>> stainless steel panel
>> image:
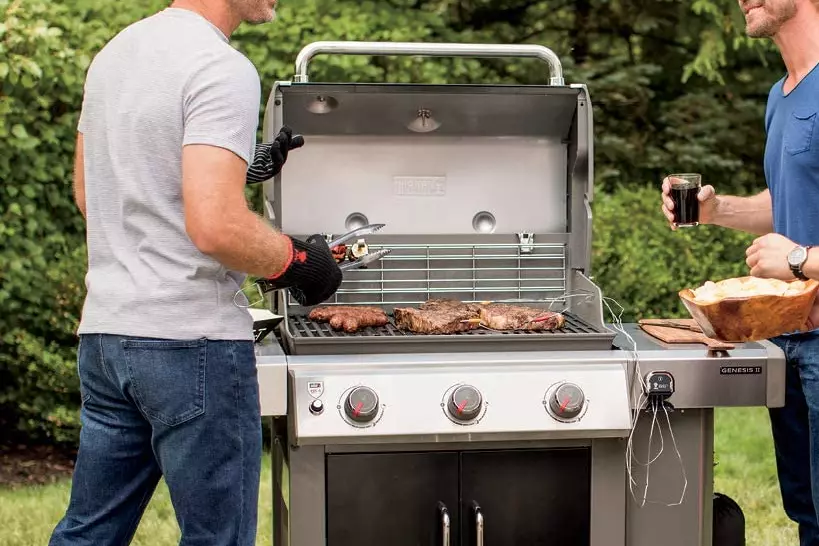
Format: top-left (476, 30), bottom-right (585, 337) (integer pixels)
top-left (569, 84), bottom-right (594, 274)
top-left (617, 325), bottom-right (786, 408)
top-left (570, 269), bottom-right (608, 331)
top-left (590, 439), bottom-right (627, 546)
top-left (761, 339), bottom-right (787, 407)
top-left (255, 339), bottom-right (288, 416)
top-left (277, 84), bottom-right (579, 137)
top-left (630, 355), bottom-right (779, 409)
top-left (322, 438), bottom-right (593, 453)
top-left (626, 409), bottom-right (714, 546)
top-left (288, 445), bottom-right (326, 546)
top-left (287, 354), bottom-right (633, 445)
top-left (273, 135), bottom-right (569, 236)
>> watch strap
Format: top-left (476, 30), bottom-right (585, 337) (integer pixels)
top-left (792, 245), bottom-right (813, 280)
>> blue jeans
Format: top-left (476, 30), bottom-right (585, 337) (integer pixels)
top-left (770, 332), bottom-right (819, 546)
top-left (49, 334), bottom-right (262, 546)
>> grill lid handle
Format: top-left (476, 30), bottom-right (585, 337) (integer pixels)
top-left (293, 41), bottom-right (565, 86)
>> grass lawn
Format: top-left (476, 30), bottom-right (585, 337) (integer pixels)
top-left (0, 407), bottom-right (799, 545)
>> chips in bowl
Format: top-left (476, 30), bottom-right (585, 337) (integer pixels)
top-left (679, 276), bottom-right (819, 342)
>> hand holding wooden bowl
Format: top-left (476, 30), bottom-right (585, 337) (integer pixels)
top-left (679, 276), bottom-right (819, 342)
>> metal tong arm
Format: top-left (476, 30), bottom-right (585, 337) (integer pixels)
top-left (327, 223), bottom-right (385, 249)
top-left (339, 248), bottom-right (391, 271)
top-left (293, 41), bottom-right (565, 85)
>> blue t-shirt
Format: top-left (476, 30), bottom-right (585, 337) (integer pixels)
top-left (764, 64), bottom-right (819, 246)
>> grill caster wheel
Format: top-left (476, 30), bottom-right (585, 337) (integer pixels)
top-left (713, 492), bottom-right (745, 546)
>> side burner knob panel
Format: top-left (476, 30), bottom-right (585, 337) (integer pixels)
top-left (447, 384), bottom-right (483, 421)
top-left (344, 386), bottom-right (380, 423)
top-left (545, 382), bottom-right (586, 421)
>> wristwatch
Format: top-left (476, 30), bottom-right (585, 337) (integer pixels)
top-left (788, 245), bottom-right (813, 280)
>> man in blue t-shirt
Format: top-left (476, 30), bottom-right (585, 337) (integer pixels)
top-left (661, 1), bottom-right (819, 543)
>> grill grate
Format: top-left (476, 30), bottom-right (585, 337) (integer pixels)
top-left (287, 241), bottom-right (567, 308)
top-left (288, 312), bottom-right (603, 339)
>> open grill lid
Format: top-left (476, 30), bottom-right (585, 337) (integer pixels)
top-left (261, 41), bottom-right (593, 268)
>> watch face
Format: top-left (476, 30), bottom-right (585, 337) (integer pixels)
top-left (789, 246), bottom-right (808, 267)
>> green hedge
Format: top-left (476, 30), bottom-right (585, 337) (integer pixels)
top-left (0, 0), bottom-right (110, 443)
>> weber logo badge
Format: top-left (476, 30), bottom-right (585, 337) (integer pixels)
top-left (307, 381), bottom-right (324, 398)
top-left (393, 176), bottom-right (447, 197)
top-left (720, 366), bottom-right (762, 375)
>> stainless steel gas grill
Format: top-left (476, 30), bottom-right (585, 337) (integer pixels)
top-left (252, 41), bottom-right (786, 546)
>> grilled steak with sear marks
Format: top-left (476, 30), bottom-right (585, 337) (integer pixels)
top-left (394, 299), bottom-right (565, 333)
top-left (393, 299), bottom-right (483, 335)
top-left (479, 303), bottom-right (565, 331)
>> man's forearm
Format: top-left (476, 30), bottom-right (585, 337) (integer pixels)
top-left (74, 133), bottom-right (87, 220)
top-left (712, 190), bottom-right (773, 235)
top-left (199, 210), bottom-right (293, 279)
top-left (74, 193), bottom-right (87, 220)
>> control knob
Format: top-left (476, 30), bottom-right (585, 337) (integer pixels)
top-left (547, 382), bottom-right (585, 420)
top-left (309, 399), bottom-right (324, 415)
top-left (448, 385), bottom-right (483, 421)
top-left (344, 386), bottom-right (379, 423)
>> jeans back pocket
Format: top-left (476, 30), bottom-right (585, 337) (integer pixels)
top-left (122, 338), bottom-right (207, 427)
top-left (784, 109), bottom-right (817, 156)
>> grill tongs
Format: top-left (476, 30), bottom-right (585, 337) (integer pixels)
top-left (236, 224), bottom-right (389, 308)
top-left (327, 224), bottom-right (391, 272)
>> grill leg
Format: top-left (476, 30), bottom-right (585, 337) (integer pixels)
top-left (272, 417), bottom-right (289, 546)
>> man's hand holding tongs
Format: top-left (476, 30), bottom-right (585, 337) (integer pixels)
top-left (254, 224), bottom-right (391, 306)
top-left (255, 235), bottom-right (343, 306)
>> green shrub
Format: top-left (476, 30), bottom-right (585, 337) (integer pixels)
top-left (0, 0), bottom-right (111, 444)
top-left (591, 184), bottom-right (758, 321)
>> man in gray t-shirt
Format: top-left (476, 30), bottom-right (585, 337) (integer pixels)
top-left (50, 2), bottom-right (341, 544)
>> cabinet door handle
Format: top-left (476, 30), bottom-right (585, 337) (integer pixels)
top-left (472, 501), bottom-right (484, 546)
top-left (437, 502), bottom-right (451, 546)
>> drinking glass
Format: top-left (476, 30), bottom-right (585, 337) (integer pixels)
top-left (669, 173), bottom-right (702, 228)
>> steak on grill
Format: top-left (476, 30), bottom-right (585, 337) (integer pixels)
top-left (479, 303), bottom-right (565, 331)
top-left (393, 299), bottom-right (483, 335)
top-left (394, 299), bottom-right (565, 333)
top-left (308, 305), bottom-right (389, 333)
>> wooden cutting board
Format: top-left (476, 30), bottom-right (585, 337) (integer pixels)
top-left (638, 318), bottom-right (702, 332)
top-left (638, 322), bottom-right (735, 350)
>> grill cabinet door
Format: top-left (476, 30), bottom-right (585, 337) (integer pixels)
top-left (460, 448), bottom-right (591, 546)
top-left (326, 451), bottom-right (460, 546)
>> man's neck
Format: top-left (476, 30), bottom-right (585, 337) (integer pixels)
top-left (774, 7), bottom-right (819, 87)
top-left (169, 0), bottom-right (240, 38)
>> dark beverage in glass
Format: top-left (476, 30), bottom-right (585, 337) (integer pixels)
top-left (669, 174), bottom-right (701, 228)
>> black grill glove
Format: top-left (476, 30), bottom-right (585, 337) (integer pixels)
top-left (246, 126), bottom-right (306, 184)
top-left (255, 234), bottom-right (343, 306)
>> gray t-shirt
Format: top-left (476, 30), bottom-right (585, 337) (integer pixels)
top-left (77, 8), bottom-right (260, 340)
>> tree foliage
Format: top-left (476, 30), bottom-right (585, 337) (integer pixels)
top-left (0, 0), bottom-right (786, 444)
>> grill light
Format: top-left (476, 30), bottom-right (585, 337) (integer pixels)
top-left (407, 109), bottom-right (441, 133)
top-left (306, 95), bottom-right (338, 114)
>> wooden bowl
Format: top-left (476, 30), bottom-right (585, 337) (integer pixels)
top-left (679, 276), bottom-right (819, 342)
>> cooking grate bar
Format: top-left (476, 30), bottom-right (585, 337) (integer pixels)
top-left (288, 312), bottom-right (602, 339)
